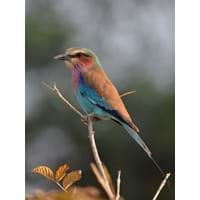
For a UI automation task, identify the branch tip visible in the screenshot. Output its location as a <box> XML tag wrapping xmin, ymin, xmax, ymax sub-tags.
<box><xmin>116</xmin><ymin>170</ymin><xmax>121</xmax><ymax>200</ymax></box>
<box><xmin>120</xmin><ymin>90</ymin><xmax>136</xmax><ymax>98</ymax></box>
<box><xmin>152</xmin><ymin>172</ymin><xmax>171</xmax><ymax>200</ymax></box>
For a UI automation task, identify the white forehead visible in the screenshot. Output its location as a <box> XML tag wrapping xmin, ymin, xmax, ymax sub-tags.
<box><xmin>67</xmin><ymin>48</ymin><xmax>87</xmax><ymax>55</ymax></box>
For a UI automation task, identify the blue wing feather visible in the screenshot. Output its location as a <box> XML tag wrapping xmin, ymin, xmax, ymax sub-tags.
<box><xmin>76</xmin><ymin>74</ymin><xmax>125</xmax><ymax>123</ymax></box>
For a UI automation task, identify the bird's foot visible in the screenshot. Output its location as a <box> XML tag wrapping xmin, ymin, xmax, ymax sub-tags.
<box><xmin>81</xmin><ymin>113</ymin><xmax>96</xmax><ymax>126</ymax></box>
<box><xmin>81</xmin><ymin>117</ymin><xmax>88</xmax><ymax>126</ymax></box>
<box><xmin>81</xmin><ymin>113</ymin><xmax>94</xmax><ymax>126</ymax></box>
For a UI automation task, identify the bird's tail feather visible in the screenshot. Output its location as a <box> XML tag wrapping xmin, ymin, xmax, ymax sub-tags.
<box><xmin>122</xmin><ymin>123</ymin><xmax>173</xmax><ymax>197</ymax></box>
<box><xmin>122</xmin><ymin>123</ymin><xmax>165</xmax><ymax>177</ymax></box>
<box><xmin>122</xmin><ymin>123</ymin><xmax>152</xmax><ymax>158</ymax></box>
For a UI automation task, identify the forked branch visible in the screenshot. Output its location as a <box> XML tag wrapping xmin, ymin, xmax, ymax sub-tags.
<box><xmin>87</xmin><ymin>116</ymin><xmax>115</xmax><ymax>199</ymax></box>
<box><xmin>43</xmin><ymin>82</ymin><xmax>120</xmax><ymax>200</ymax></box>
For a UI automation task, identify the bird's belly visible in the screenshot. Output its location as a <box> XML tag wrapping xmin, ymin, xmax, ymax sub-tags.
<box><xmin>76</xmin><ymin>88</ymin><xmax>108</xmax><ymax>119</ymax></box>
<box><xmin>76</xmin><ymin>90</ymin><xmax>95</xmax><ymax>113</ymax></box>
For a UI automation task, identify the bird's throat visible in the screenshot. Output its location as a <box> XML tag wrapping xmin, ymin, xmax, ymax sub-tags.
<box><xmin>72</xmin><ymin>67</ymin><xmax>82</xmax><ymax>92</ymax></box>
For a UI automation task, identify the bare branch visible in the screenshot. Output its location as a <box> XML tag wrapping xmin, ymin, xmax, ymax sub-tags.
<box><xmin>42</xmin><ymin>82</ymin><xmax>85</xmax><ymax>119</ymax></box>
<box><xmin>88</xmin><ymin>117</ymin><xmax>115</xmax><ymax>200</ymax></box>
<box><xmin>116</xmin><ymin>170</ymin><xmax>121</xmax><ymax>200</ymax></box>
<box><xmin>44</xmin><ymin>82</ymin><xmax>116</xmax><ymax>200</ymax></box>
<box><xmin>120</xmin><ymin>90</ymin><xmax>136</xmax><ymax>98</ymax></box>
<box><xmin>90</xmin><ymin>162</ymin><xmax>112</xmax><ymax>197</ymax></box>
<box><xmin>152</xmin><ymin>173</ymin><xmax>171</xmax><ymax>200</ymax></box>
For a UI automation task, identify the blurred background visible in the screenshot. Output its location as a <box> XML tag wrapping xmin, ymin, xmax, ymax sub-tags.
<box><xmin>26</xmin><ymin>0</ymin><xmax>174</xmax><ymax>199</ymax></box>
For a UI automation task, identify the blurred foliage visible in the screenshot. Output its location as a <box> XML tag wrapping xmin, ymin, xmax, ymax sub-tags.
<box><xmin>26</xmin><ymin>14</ymin><xmax>74</xmax><ymax>67</ymax></box>
<box><xmin>25</xmin><ymin>187</ymin><xmax>106</xmax><ymax>200</ymax></box>
<box><xmin>26</xmin><ymin>0</ymin><xmax>174</xmax><ymax>199</ymax></box>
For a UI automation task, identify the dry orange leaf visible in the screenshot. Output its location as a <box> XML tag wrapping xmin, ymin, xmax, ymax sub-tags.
<box><xmin>63</xmin><ymin>170</ymin><xmax>82</xmax><ymax>190</ymax></box>
<box><xmin>55</xmin><ymin>164</ymin><xmax>69</xmax><ymax>182</ymax></box>
<box><xmin>32</xmin><ymin>166</ymin><xmax>54</xmax><ymax>180</ymax></box>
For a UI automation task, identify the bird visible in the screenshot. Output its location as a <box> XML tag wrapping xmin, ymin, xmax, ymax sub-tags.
<box><xmin>54</xmin><ymin>47</ymin><xmax>165</xmax><ymax>176</ymax></box>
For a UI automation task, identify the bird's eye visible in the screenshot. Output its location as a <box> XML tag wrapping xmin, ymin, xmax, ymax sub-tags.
<box><xmin>76</xmin><ymin>53</ymin><xmax>82</xmax><ymax>57</ymax></box>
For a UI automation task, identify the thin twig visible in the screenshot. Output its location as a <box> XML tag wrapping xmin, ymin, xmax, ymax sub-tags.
<box><xmin>42</xmin><ymin>82</ymin><xmax>85</xmax><ymax>119</ymax></box>
<box><xmin>120</xmin><ymin>90</ymin><xmax>136</xmax><ymax>98</ymax></box>
<box><xmin>116</xmin><ymin>170</ymin><xmax>121</xmax><ymax>200</ymax></box>
<box><xmin>152</xmin><ymin>173</ymin><xmax>171</xmax><ymax>200</ymax></box>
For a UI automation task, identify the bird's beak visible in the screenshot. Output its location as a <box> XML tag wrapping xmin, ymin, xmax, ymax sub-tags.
<box><xmin>54</xmin><ymin>53</ymin><xmax>69</xmax><ymax>61</ymax></box>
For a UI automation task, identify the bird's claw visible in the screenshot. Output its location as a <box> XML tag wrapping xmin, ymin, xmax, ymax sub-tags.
<box><xmin>81</xmin><ymin>117</ymin><xmax>88</xmax><ymax>126</ymax></box>
<box><xmin>81</xmin><ymin>113</ymin><xmax>96</xmax><ymax>126</ymax></box>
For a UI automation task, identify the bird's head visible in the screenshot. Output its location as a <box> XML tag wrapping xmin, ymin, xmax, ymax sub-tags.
<box><xmin>54</xmin><ymin>47</ymin><xmax>101</xmax><ymax>71</ymax></box>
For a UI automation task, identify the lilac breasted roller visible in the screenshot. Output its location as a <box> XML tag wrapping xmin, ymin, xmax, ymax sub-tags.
<box><xmin>54</xmin><ymin>47</ymin><xmax>165</xmax><ymax>176</ymax></box>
